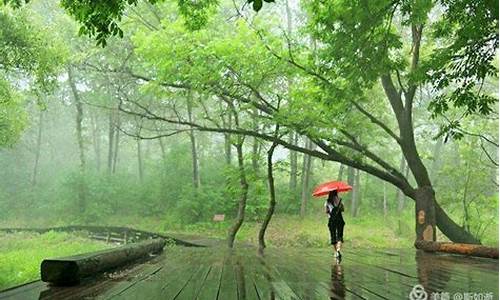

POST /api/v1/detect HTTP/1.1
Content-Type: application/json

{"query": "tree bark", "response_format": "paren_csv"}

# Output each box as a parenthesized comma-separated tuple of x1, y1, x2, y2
(227, 139, 248, 248)
(415, 240, 498, 259)
(258, 141, 278, 250)
(31, 110, 44, 187)
(41, 238, 166, 285)
(67, 66, 86, 214)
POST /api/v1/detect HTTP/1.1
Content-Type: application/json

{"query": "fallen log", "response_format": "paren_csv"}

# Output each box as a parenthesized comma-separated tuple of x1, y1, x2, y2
(41, 238, 166, 285)
(415, 240, 498, 259)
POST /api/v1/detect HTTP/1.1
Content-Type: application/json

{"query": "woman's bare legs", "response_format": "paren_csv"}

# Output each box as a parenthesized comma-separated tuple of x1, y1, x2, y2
(336, 241, 342, 252)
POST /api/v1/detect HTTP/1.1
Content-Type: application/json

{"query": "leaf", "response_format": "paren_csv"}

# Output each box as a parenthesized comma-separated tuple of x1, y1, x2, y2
(252, 0, 262, 11)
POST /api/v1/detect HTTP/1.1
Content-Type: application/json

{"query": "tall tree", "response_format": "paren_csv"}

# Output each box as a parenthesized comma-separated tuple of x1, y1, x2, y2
(187, 93, 201, 188)
(31, 110, 44, 187)
(67, 65, 87, 213)
(300, 138, 313, 217)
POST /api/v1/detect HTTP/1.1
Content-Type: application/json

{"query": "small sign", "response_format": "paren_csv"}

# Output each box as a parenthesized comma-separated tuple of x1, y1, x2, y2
(213, 214, 225, 222)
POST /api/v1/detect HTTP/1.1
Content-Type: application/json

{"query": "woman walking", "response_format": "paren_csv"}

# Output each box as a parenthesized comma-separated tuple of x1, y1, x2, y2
(325, 190, 345, 260)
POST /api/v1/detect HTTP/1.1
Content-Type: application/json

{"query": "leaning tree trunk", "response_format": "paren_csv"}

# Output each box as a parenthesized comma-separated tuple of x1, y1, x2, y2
(381, 69, 479, 244)
(227, 139, 249, 248)
(258, 141, 278, 250)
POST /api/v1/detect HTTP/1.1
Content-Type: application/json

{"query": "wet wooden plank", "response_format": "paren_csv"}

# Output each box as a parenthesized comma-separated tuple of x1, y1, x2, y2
(1, 246, 498, 299)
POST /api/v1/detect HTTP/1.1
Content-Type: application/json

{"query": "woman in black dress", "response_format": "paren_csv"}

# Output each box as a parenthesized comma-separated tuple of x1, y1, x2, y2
(325, 190, 345, 259)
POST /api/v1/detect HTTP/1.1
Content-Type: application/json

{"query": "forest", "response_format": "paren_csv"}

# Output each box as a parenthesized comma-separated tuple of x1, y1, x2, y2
(0, 0, 498, 295)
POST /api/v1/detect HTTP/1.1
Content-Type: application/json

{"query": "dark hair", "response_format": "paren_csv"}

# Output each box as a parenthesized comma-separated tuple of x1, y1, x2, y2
(327, 190, 338, 204)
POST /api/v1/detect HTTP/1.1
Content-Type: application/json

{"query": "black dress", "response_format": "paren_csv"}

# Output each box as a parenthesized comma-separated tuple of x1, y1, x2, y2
(326, 199, 345, 245)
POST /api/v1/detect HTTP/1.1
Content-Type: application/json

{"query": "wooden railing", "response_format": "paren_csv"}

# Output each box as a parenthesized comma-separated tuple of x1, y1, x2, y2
(0, 225, 202, 247)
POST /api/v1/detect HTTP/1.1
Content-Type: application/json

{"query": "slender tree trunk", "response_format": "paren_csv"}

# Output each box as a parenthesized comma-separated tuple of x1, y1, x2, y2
(337, 164, 344, 181)
(300, 138, 313, 217)
(345, 166, 355, 208)
(107, 110, 115, 174)
(90, 109, 101, 171)
(187, 94, 200, 189)
(289, 133, 298, 193)
(112, 112, 120, 174)
(258, 141, 278, 250)
(158, 137, 166, 160)
(227, 138, 249, 248)
(430, 138, 444, 182)
(252, 108, 260, 175)
(224, 114, 232, 165)
(31, 110, 44, 187)
(383, 182, 387, 218)
(462, 163, 472, 232)
(67, 66, 86, 213)
(137, 139, 144, 182)
(285, 0, 298, 195)
(351, 169, 360, 217)
(396, 154, 407, 212)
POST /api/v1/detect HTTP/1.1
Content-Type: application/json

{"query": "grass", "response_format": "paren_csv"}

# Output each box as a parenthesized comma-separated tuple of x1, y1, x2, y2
(0, 231, 111, 290)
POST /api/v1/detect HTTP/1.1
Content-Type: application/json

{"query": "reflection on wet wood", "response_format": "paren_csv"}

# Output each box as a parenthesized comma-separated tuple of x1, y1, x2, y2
(0, 247, 497, 299)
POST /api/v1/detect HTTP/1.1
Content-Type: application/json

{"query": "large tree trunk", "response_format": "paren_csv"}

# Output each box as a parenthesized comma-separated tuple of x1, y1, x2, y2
(380, 69, 478, 243)
(31, 110, 44, 187)
(258, 141, 278, 250)
(299, 138, 313, 217)
(68, 66, 87, 214)
(187, 95, 201, 189)
(227, 139, 249, 248)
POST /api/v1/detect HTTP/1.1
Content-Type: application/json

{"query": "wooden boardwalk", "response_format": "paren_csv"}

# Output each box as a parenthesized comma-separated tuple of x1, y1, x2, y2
(0, 246, 497, 299)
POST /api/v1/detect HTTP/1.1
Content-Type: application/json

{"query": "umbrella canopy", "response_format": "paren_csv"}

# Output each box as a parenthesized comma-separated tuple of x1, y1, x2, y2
(312, 181, 352, 197)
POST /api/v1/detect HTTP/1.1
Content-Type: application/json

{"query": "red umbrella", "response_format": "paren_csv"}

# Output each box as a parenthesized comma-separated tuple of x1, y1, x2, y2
(312, 181, 352, 197)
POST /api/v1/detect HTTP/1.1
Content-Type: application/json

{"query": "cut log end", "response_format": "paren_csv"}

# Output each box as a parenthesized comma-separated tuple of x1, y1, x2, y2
(415, 240, 499, 259)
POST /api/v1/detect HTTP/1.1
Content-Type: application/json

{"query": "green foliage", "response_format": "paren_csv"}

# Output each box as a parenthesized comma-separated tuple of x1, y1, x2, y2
(0, 7, 65, 147)
(425, 0, 498, 118)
